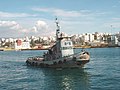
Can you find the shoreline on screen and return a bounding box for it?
[0,48,48,51]
[0,46,120,51]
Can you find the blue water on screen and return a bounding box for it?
[0,48,120,90]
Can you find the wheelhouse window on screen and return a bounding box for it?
[64,41,72,46]
[69,42,71,45]
[64,42,67,45]
[61,46,72,50]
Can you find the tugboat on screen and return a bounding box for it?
[26,18,90,68]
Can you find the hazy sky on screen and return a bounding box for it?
[0,0,120,38]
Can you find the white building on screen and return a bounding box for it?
[84,33,94,42]
[21,41,31,49]
[108,35,118,46]
[111,35,118,44]
[13,39,31,50]
[89,34,94,42]
[84,33,89,42]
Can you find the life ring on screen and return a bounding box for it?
[58,60,62,64]
[53,61,57,65]
[63,59,66,63]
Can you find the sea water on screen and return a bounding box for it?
[0,48,120,90]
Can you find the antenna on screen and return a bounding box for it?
[55,17,60,40]
[111,25,112,35]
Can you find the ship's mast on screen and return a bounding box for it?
[55,18,60,40]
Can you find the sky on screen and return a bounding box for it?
[0,0,120,38]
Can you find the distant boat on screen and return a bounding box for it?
[26,18,90,68]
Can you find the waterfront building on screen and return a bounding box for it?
[1,38,5,42]
[83,33,94,42]
[89,34,94,42]
[84,33,89,42]
[108,35,118,47]
[21,41,31,49]
[13,39,31,50]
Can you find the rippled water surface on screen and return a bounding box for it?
[0,48,120,90]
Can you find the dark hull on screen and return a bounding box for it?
[26,60,89,68]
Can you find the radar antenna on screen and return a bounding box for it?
[55,18,60,40]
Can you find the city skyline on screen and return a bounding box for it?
[0,0,120,38]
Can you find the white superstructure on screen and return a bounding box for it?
[60,38,74,57]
